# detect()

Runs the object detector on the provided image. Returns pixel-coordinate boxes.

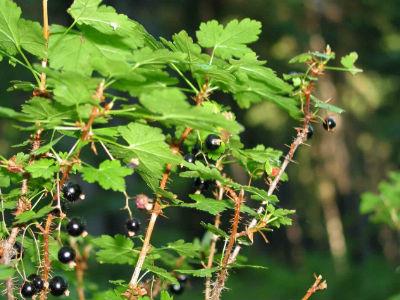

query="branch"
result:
[38,213,54,300]
[210,188,243,300]
[302,274,327,300]
[204,186,223,299]
[126,81,211,298]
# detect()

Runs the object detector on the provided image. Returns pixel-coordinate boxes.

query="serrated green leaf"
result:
[14,205,54,225]
[312,96,345,114]
[140,88,242,134]
[81,160,133,192]
[18,19,45,58]
[92,234,136,265]
[25,159,58,179]
[21,97,71,126]
[0,0,21,55]
[0,169,10,188]
[175,267,218,278]
[110,123,180,190]
[197,19,261,60]
[160,291,174,300]
[0,265,15,280]
[160,239,201,258]
[144,264,178,284]
[181,194,229,215]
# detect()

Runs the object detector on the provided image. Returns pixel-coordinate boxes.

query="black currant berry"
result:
[49,276,68,297]
[307,124,314,140]
[62,182,84,202]
[66,218,86,237]
[177,274,188,284]
[205,134,222,151]
[126,218,140,235]
[27,274,44,292]
[57,246,76,264]
[21,282,36,298]
[11,241,24,259]
[323,116,336,131]
[169,283,184,295]
[183,153,195,164]
[193,178,208,191]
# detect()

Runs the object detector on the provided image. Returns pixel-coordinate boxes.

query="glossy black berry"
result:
[62,182,84,202]
[177,274,188,283]
[20,282,36,298]
[169,283,184,295]
[12,241,24,259]
[57,246,76,264]
[183,153,195,164]
[205,134,222,151]
[27,274,44,292]
[49,276,68,297]
[323,116,336,131]
[126,218,140,233]
[66,218,85,237]
[307,124,314,140]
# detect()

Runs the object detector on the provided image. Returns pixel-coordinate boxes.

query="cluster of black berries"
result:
[168,274,188,295]
[20,273,68,298]
[307,116,337,140]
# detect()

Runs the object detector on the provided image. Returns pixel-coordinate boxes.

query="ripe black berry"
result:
[27,274,44,292]
[20,282,36,298]
[323,116,336,131]
[57,246,76,264]
[183,153,195,164]
[62,182,84,202]
[66,218,86,237]
[169,283,184,295]
[205,134,222,151]
[177,274,188,283]
[12,241,24,259]
[49,276,68,297]
[307,124,314,140]
[126,218,140,235]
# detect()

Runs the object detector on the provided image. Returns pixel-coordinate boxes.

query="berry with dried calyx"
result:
[20,282,36,298]
[66,218,86,237]
[49,276,68,297]
[323,116,336,131]
[57,246,76,264]
[62,182,85,202]
[126,218,140,236]
[205,134,222,151]
[177,274,188,283]
[135,194,153,211]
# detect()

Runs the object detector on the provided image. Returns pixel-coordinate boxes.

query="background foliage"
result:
[0,0,399,299]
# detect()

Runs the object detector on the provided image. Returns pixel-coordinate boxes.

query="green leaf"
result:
[140,88,242,134]
[160,291,174,300]
[21,97,71,126]
[81,160,133,192]
[14,205,54,225]
[196,19,261,59]
[0,265,15,280]
[144,264,178,284]
[25,159,58,179]
[0,0,21,55]
[312,96,345,114]
[175,267,218,278]
[68,0,145,47]
[0,169,10,188]
[46,69,100,106]
[180,194,229,215]
[161,239,201,258]
[91,234,136,265]
[111,123,180,190]
[18,19,45,58]
[340,52,362,75]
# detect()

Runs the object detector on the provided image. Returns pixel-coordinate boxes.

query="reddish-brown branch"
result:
[39,0,49,92]
[74,245,90,300]
[302,274,327,300]
[39,213,54,300]
[210,188,243,300]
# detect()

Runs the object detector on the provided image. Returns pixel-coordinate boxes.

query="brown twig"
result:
[210,188,243,300]
[126,82,211,298]
[74,245,91,300]
[302,274,327,300]
[204,186,223,299]
[38,213,54,300]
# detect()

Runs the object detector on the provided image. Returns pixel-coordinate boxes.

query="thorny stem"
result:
[228,75,317,267]
[39,213,54,300]
[301,274,327,300]
[204,186,223,299]
[210,189,243,300]
[127,82,211,298]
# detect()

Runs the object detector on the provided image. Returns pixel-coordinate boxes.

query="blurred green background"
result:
[1,0,400,299]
